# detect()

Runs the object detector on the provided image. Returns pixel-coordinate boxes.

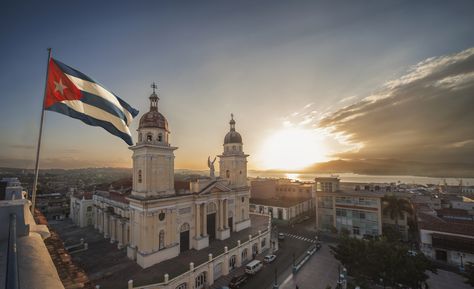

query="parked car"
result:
[316,242,322,250]
[278,233,285,240]
[264,254,277,263]
[229,274,248,289]
[245,260,263,275]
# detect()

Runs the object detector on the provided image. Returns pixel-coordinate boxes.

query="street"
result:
[211,218,340,289]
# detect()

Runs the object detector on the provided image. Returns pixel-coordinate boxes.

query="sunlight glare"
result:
[259,127,328,170]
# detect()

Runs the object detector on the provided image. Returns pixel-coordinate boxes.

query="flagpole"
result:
[31,48,52,214]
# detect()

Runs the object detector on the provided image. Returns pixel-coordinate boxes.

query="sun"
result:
[258,127,329,170]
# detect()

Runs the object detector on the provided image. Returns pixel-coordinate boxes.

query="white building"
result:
[418,212,474,267]
[70,192,94,228]
[93,89,251,268]
[250,197,313,221]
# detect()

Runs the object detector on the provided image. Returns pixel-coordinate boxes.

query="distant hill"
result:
[299,159,474,178]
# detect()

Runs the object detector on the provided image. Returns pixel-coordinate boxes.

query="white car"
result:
[264,254,276,263]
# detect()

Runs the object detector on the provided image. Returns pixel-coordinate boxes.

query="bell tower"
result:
[130,83,177,198]
[218,114,249,188]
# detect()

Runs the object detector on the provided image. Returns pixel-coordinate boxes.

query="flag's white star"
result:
[54,78,67,95]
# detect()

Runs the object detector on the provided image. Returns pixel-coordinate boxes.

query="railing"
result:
[6,213,19,289]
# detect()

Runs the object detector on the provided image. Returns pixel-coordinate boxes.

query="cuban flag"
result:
[45,58,138,145]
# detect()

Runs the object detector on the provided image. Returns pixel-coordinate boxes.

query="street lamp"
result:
[273,268,279,289]
[458,252,465,271]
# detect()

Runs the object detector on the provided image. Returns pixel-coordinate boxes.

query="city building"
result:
[250,178,312,199]
[70,191,95,228]
[418,211,474,267]
[90,89,252,268]
[36,193,70,221]
[250,197,313,221]
[314,177,383,238]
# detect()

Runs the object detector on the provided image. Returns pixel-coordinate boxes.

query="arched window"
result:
[226,170,230,178]
[138,133,142,142]
[158,133,163,142]
[138,170,142,183]
[232,145,236,151]
[147,133,153,142]
[159,230,165,250]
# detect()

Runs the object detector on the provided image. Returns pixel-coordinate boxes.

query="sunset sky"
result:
[1,0,474,170]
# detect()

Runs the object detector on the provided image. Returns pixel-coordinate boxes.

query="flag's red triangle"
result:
[44,58,83,108]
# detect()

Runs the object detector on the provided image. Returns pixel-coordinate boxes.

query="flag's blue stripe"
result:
[46,102,134,146]
[116,94,139,117]
[80,91,129,125]
[54,58,139,118]
[53,59,96,83]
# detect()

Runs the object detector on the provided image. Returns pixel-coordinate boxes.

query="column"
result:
[218,200,223,230]
[104,212,109,238]
[202,203,208,236]
[195,203,201,238]
[224,200,228,229]
[170,209,176,244]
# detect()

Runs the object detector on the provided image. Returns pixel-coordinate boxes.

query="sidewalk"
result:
[279,244,339,289]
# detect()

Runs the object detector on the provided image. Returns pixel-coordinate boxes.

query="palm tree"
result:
[382,195,413,233]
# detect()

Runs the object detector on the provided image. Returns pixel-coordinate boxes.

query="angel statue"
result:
[208,156,217,178]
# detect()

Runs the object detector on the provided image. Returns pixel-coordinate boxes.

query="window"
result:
[226,170,230,178]
[138,170,142,183]
[241,197,245,202]
[352,226,360,235]
[147,133,153,141]
[138,133,142,142]
[159,212,165,221]
[87,206,92,212]
[232,145,236,151]
[158,133,163,142]
[159,230,165,250]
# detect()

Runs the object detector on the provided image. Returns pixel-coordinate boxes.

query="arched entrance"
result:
[207,202,217,240]
[195,271,207,289]
[229,254,237,271]
[252,243,258,257]
[180,223,190,252]
[241,248,248,262]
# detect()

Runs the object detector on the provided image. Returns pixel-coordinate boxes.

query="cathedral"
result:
[93,87,251,268]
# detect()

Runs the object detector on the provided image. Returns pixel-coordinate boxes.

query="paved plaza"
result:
[49,214,269,289]
[279,243,339,289]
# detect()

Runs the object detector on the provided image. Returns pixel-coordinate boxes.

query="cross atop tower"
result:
[151,82,158,94]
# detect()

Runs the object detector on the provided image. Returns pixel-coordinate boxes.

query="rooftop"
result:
[251,197,311,207]
[418,212,474,237]
[49,214,269,289]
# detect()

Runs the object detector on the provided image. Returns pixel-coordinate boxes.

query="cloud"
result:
[318,47,474,164]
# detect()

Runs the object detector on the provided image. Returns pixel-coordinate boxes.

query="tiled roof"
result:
[418,212,474,237]
[34,210,94,289]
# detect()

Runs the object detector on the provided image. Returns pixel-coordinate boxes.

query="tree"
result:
[463,262,474,286]
[330,236,436,289]
[382,195,413,236]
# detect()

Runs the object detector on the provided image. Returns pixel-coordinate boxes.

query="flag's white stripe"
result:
[65,74,133,124]
[61,100,131,136]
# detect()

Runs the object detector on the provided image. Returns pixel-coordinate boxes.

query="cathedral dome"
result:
[224,114,242,144]
[138,89,169,131]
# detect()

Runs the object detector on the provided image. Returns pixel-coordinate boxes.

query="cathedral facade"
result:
[112,89,252,268]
